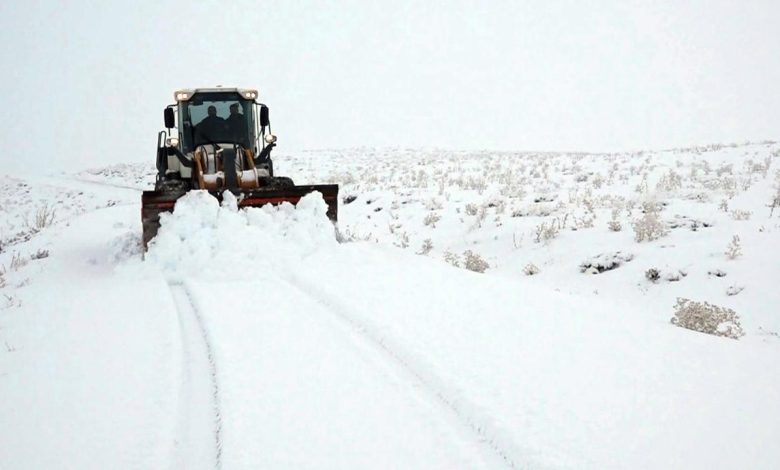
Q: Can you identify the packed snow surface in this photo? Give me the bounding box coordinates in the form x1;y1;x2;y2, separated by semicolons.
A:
1;142;780;469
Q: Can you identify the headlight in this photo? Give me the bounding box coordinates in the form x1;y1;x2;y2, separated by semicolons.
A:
174;91;192;101
240;89;259;99
265;134;277;144
166;137;179;147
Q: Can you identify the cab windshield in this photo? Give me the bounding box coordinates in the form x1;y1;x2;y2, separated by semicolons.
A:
180;92;255;152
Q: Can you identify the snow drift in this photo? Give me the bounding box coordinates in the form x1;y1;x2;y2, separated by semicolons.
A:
145;190;336;279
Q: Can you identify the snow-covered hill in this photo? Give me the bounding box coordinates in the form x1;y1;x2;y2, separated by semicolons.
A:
1;142;779;469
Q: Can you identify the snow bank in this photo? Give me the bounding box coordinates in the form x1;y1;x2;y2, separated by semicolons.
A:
0;204;179;470
145;191;337;279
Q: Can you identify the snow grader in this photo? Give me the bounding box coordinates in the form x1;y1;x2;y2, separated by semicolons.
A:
141;87;338;248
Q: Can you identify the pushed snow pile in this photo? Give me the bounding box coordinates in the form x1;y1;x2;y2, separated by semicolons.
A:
145;191;336;278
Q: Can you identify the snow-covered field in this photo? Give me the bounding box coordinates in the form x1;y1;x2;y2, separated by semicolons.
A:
1;142;779;469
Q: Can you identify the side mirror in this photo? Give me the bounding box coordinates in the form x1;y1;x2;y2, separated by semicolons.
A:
259;105;270;127
164;108;175;129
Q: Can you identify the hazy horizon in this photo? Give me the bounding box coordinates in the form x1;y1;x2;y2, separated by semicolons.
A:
1;0;778;173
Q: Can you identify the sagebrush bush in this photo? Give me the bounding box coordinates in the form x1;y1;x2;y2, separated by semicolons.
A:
607;208;622;232
31;204;56;231
9;252;28;271
30;249;49;260
469;206;488;230
726;285;744;296
656;169;683;191
725;235;742;260
670;298;744;339
769;177;780;217
335;227;373;243
417;239;433;255
394;231;410;249
579;251;634;274
423;212;441;227
607;219;622;232
574;215;594;230
534;218;560;243
463;250;489;273
730;210;752;221
424;198;444;211
443;251;460;268
645;268;660;283
632;202;668;242
523;263;540;276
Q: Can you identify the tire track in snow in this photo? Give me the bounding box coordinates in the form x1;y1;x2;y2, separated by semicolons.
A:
281;270;528;470
168;282;223;470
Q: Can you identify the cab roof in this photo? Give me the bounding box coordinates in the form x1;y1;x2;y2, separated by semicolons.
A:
174;87;259;102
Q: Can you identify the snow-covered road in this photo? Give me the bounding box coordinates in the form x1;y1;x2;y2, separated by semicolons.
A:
2;169;780;469
169;272;508;469
185;275;504;469
0;181;504;468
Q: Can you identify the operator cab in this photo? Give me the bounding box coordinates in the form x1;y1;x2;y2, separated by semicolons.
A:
157;87;278;191
182;92;254;151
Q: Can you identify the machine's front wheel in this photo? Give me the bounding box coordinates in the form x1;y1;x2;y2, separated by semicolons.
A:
273;176;295;188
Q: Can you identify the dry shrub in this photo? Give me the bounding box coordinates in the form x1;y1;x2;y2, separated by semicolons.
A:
645;268;661;283
574;215;594;230
463;250;489;273
656;169;683;191
417;239;433;255
394;231;410;249
580;251;634;274
423;212;441;227
443;251;460;268
9;252;28;271
632;202;668;242
730;210;752;221
534;218;561;243
335;227;373;243
726;285;744;296
30;249;49;260
769;174;780;217
670;298;744;339
28;204;56;231
725;235;742;260
607;208;622;232
523;263;540;276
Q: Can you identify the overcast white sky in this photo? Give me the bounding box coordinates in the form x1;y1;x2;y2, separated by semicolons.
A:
0;0;778;172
